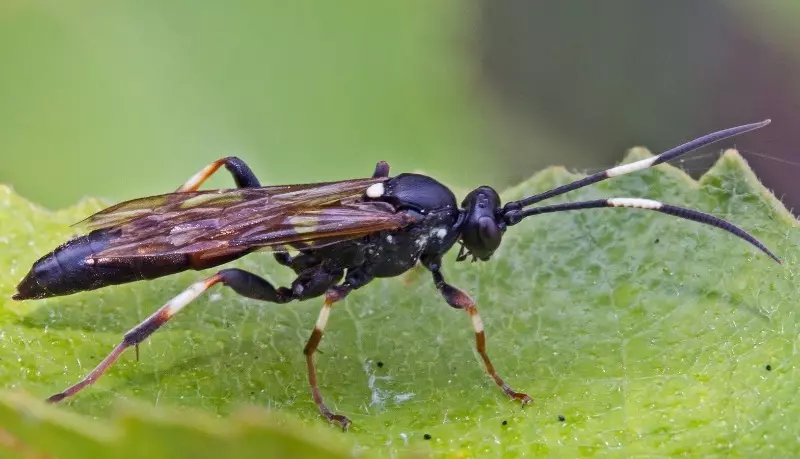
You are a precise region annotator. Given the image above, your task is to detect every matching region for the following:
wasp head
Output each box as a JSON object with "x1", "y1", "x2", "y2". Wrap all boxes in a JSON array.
[{"x1": 457, "y1": 186, "x2": 504, "y2": 262}]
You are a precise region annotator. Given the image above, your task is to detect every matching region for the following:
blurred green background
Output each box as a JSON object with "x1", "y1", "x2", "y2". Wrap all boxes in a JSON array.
[{"x1": 1, "y1": 0, "x2": 798, "y2": 211}]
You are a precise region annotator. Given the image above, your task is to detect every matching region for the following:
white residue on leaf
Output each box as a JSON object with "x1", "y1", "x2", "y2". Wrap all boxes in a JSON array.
[
  {"x1": 392, "y1": 392, "x2": 415, "y2": 404},
  {"x1": 363, "y1": 360, "x2": 415, "y2": 410},
  {"x1": 364, "y1": 360, "x2": 393, "y2": 408}
]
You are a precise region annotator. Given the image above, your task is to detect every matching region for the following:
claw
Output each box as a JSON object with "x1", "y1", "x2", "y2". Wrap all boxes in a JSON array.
[
  {"x1": 503, "y1": 386, "x2": 532, "y2": 406},
  {"x1": 328, "y1": 414, "x2": 352, "y2": 431},
  {"x1": 515, "y1": 393, "x2": 533, "y2": 406}
]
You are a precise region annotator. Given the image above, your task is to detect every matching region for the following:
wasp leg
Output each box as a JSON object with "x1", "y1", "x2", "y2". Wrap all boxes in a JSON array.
[
  {"x1": 423, "y1": 259, "x2": 532, "y2": 405},
  {"x1": 273, "y1": 252, "x2": 321, "y2": 274},
  {"x1": 46, "y1": 268, "x2": 312, "y2": 404},
  {"x1": 303, "y1": 269, "x2": 372, "y2": 430},
  {"x1": 372, "y1": 161, "x2": 390, "y2": 178},
  {"x1": 177, "y1": 156, "x2": 261, "y2": 192},
  {"x1": 274, "y1": 252, "x2": 294, "y2": 268}
]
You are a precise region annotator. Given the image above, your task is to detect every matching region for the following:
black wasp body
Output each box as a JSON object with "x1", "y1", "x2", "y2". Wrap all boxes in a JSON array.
[
  {"x1": 14, "y1": 120, "x2": 780, "y2": 429},
  {"x1": 15, "y1": 172, "x2": 461, "y2": 300}
]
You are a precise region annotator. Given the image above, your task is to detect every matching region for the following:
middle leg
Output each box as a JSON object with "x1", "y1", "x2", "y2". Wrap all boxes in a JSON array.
[
  {"x1": 273, "y1": 251, "x2": 320, "y2": 274},
  {"x1": 302, "y1": 269, "x2": 373, "y2": 429}
]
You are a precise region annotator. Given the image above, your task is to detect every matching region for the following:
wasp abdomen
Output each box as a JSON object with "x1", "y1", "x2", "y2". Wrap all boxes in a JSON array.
[{"x1": 13, "y1": 229, "x2": 190, "y2": 300}]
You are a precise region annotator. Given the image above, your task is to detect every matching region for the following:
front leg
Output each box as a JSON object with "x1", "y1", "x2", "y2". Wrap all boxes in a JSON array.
[{"x1": 423, "y1": 258, "x2": 531, "y2": 405}]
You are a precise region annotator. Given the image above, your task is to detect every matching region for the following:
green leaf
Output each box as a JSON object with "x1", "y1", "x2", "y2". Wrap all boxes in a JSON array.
[
  {"x1": 0, "y1": 392, "x2": 359, "y2": 459},
  {"x1": 0, "y1": 150, "x2": 797, "y2": 457}
]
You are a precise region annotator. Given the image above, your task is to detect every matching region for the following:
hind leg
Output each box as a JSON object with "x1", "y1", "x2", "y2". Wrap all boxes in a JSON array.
[
  {"x1": 177, "y1": 156, "x2": 261, "y2": 192},
  {"x1": 46, "y1": 267, "x2": 340, "y2": 403},
  {"x1": 179, "y1": 158, "x2": 384, "y2": 193}
]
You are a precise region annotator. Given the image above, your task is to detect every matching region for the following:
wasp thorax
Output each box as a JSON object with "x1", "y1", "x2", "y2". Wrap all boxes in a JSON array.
[{"x1": 459, "y1": 186, "x2": 503, "y2": 261}]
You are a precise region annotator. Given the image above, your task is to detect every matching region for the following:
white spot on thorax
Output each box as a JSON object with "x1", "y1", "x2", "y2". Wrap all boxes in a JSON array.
[
  {"x1": 434, "y1": 228, "x2": 447, "y2": 240},
  {"x1": 366, "y1": 183, "x2": 385, "y2": 198},
  {"x1": 385, "y1": 235, "x2": 394, "y2": 243}
]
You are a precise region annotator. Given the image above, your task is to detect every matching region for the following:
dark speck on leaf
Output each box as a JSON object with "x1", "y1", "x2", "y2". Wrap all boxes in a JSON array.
[
  {"x1": 654, "y1": 238, "x2": 660, "y2": 244},
  {"x1": 377, "y1": 361, "x2": 384, "y2": 368},
  {"x1": 558, "y1": 415, "x2": 566, "y2": 422},
  {"x1": 423, "y1": 434, "x2": 432, "y2": 440},
  {"x1": 502, "y1": 420, "x2": 508, "y2": 426},
  {"x1": 766, "y1": 364, "x2": 773, "y2": 371}
]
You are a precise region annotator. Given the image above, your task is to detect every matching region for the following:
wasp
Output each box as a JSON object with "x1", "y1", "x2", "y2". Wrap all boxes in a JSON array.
[{"x1": 13, "y1": 120, "x2": 779, "y2": 429}]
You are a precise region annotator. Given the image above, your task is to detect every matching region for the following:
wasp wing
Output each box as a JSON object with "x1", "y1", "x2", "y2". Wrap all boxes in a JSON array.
[
  {"x1": 76, "y1": 179, "x2": 384, "y2": 231},
  {"x1": 78, "y1": 178, "x2": 415, "y2": 261}
]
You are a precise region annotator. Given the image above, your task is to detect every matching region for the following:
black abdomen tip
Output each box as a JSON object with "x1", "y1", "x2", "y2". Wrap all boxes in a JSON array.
[
  {"x1": 46, "y1": 393, "x2": 67, "y2": 403},
  {"x1": 13, "y1": 230, "x2": 123, "y2": 300},
  {"x1": 13, "y1": 269, "x2": 46, "y2": 301}
]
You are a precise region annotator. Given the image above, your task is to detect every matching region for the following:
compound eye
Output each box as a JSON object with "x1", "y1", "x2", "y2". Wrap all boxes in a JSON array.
[{"x1": 477, "y1": 216, "x2": 501, "y2": 251}]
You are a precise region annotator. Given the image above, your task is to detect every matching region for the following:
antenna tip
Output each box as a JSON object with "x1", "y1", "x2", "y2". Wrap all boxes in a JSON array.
[
  {"x1": 741, "y1": 119, "x2": 771, "y2": 132},
  {"x1": 766, "y1": 251, "x2": 781, "y2": 264}
]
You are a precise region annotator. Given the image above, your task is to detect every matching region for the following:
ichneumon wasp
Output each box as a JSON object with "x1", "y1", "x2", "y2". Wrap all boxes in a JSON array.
[{"x1": 14, "y1": 120, "x2": 779, "y2": 429}]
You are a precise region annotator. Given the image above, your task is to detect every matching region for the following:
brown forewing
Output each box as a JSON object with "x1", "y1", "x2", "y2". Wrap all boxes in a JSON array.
[{"x1": 77, "y1": 178, "x2": 415, "y2": 260}]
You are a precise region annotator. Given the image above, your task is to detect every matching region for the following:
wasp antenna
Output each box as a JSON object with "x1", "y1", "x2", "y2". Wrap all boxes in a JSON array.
[
  {"x1": 504, "y1": 197, "x2": 780, "y2": 264},
  {"x1": 503, "y1": 120, "x2": 771, "y2": 212}
]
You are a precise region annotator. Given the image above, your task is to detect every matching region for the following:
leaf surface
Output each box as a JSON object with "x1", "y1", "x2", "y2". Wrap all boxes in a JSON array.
[{"x1": 0, "y1": 150, "x2": 797, "y2": 457}]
